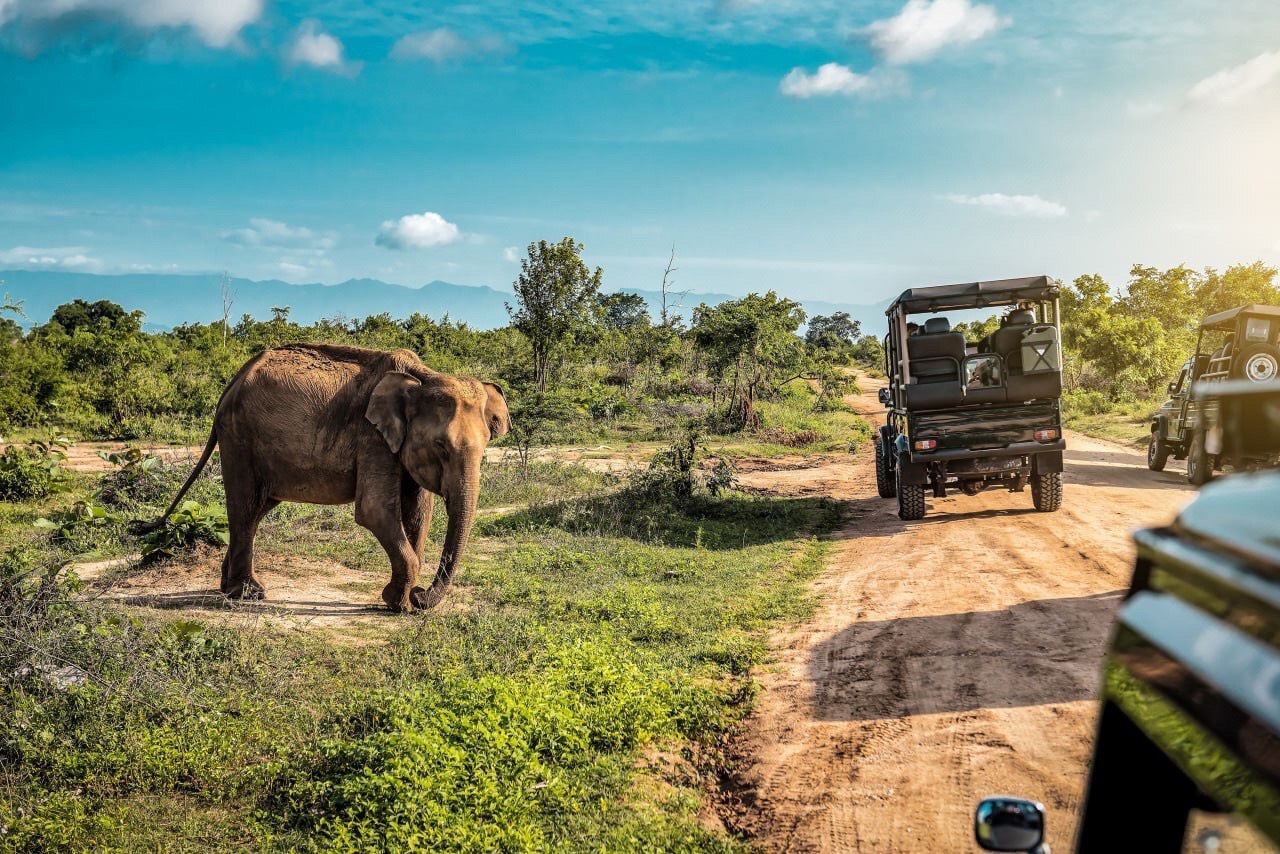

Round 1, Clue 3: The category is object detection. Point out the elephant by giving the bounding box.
[145,344,510,612]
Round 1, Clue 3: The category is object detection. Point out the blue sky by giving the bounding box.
[1,0,1278,305]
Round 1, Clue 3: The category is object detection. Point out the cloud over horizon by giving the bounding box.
[1187,50,1280,105]
[375,212,463,250]
[942,193,1068,217]
[221,218,336,251]
[864,0,1009,65]
[0,245,103,272]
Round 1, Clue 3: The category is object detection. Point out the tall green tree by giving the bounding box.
[805,311,861,350]
[691,291,806,429]
[1194,262,1279,315]
[508,237,604,391]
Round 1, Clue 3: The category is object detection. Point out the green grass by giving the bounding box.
[1062,390,1160,447]
[0,443,845,851]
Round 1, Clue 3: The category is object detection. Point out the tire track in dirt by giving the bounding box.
[724,376,1195,852]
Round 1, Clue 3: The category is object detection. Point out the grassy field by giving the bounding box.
[0,413,850,850]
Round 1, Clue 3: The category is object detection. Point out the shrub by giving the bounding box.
[0,438,70,502]
[1062,388,1112,417]
[757,427,823,447]
[94,448,181,508]
[140,500,229,560]
[34,499,125,552]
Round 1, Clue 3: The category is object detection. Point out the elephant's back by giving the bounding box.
[217,345,381,438]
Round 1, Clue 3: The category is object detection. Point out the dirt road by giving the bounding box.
[724,378,1194,852]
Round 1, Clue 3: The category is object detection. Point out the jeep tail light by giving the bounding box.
[1034,428,1059,441]
[914,439,937,451]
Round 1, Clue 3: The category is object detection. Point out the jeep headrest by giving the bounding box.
[1004,309,1035,326]
[923,317,951,335]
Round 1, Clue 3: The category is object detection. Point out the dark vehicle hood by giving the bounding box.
[1174,471,1280,570]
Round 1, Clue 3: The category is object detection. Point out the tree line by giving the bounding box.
[0,238,874,443]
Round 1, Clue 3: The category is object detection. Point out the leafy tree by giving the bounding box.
[508,238,604,391]
[1194,262,1279,316]
[598,292,650,331]
[691,291,806,430]
[48,299,139,335]
[805,312,861,349]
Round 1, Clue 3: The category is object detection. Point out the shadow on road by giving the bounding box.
[807,590,1124,721]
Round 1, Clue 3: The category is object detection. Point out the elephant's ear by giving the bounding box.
[482,382,511,440]
[366,371,421,453]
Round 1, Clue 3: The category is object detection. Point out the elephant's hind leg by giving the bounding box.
[221,458,277,600]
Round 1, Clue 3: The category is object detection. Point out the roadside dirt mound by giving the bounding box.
[718,374,1195,852]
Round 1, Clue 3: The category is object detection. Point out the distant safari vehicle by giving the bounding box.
[876,276,1066,520]
[1148,304,1280,483]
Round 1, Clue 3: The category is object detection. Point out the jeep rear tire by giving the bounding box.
[875,430,896,498]
[1239,344,1280,383]
[896,467,926,520]
[1147,431,1170,472]
[1031,471,1062,512]
[1187,427,1213,486]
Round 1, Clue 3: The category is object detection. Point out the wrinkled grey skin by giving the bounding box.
[151,344,510,612]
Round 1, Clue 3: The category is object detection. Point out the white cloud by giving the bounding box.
[942,193,1068,218]
[286,20,360,75]
[390,28,507,63]
[863,0,1009,65]
[1187,50,1280,105]
[375,212,463,250]
[0,0,262,49]
[0,245,103,271]
[780,62,880,98]
[503,246,520,263]
[222,218,336,251]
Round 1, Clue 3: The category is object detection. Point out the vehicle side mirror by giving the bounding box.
[974,797,1047,852]
[1168,382,1177,395]
[878,387,891,405]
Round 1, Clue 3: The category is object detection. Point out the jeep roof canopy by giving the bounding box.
[886,275,1058,316]
[1200,303,1280,331]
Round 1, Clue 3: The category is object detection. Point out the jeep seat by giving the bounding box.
[991,309,1062,401]
[905,317,965,409]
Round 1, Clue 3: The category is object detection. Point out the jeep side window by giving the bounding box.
[1172,365,1189,395]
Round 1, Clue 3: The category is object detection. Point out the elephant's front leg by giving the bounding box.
[401,477,433,563]
[356,486,422,612]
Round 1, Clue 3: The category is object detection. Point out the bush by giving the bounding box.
[756,427,824,448]
[140,500,229,560]
[1062,388,1112,416]
[95,448,182,509]
[0,439,70,502]
[34,499,125,552]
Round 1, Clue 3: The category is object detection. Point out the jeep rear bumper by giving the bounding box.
[908,439,1066,465]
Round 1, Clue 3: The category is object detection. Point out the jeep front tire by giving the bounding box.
[1147,430,1170,472]
[875,428,896,498]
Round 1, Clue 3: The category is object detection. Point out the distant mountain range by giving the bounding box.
[0,270,891,334]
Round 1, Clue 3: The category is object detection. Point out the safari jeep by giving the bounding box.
[976,380,1280,854]
[875,276,1066,520]
[1149,303,1280,484]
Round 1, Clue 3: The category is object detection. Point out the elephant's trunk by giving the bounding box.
[417,467,479,609]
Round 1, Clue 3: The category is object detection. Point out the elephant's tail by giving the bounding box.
[130,428,219,535]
